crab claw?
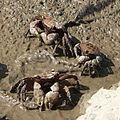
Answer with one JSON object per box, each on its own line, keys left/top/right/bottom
{"left": 40, "top": 32, "right": 59, "bottom": 45}
{"left": 34, "top": 82, "right": 44, "bottom": 111}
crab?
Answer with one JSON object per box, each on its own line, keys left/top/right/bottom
{"left": 74, "top": 42, "right": 102, "bottom": 77}
{"left": 24, "top": 14, "right": 74, "bottom": 57}
{"left": 10, "top": 71, "right": 79, "bottom": 110}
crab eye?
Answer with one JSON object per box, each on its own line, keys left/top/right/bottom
{"left": 77, "top": 49, "right": 81, "bottom": 55}
{"left": 85, "top": 50, "right": 89, "bottom": 54}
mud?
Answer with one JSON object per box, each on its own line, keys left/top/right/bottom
{"left": 0, "top": 0, "right": 120, "bottom": 120}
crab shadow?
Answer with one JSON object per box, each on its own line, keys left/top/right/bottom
{"left": 53, "top": 84, "right": 89, "bottom": 110}
{"left": 71, "top": 35, "right": 80, "bottom": 46}
{"left": 98, "top": 53, "right": 114, "bottom": 77}
{"left": 0, "top": 116, "right": 7, "bottom": 120}
{"left": 53, "top": 35, "right": 81, "bottom": 58}
{"left": 0, "top": 63, "right": 8, "bottom": 81}
{"left": 0, "top": 116, "right": 8, "bottom": 120}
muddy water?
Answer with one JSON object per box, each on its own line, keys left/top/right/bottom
{"left": 0, "top": 0, "right": 120, "bottom": 120}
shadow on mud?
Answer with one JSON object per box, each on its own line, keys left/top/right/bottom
{"left": 0, "top": 63, "right": 8, "bottom": 81}
{"left": 75, "top": 0, "right": 116, "bottom": 22}
{"left": 53, "top": 84, "right": 89, "bottom": 111}
{"left": 98, "top": 53, "right": 114, "bottom": 77}
{"left": 63, "top": 0, "right": 116, "bottom": 29}
{"left": 0, "top": 116, "right": 8, "bottom": 120}
{"left": 54, "top": 35, "right": 81, "bottom": 58}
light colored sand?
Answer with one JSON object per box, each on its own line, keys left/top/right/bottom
{"left": 77, "top": 85, "right": 120, "bottom": 120}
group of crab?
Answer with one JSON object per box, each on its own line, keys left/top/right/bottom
{"left": 24, "top": 14, "right": 103, "bottom": 77}
{"left": 10, "top": 14, "right": 104, "bottom": 111}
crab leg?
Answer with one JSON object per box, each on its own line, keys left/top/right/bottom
{"left": 81, "top": 62, "right": 89, "bottom": 76}
{"left": 52, "top": 40, "right": 61, "bottom": 55}
{"left": 20, "top": 84, "right": 27, "bottom": 102}
{"left": 10, "top": 79, "right": 23, "bottom": 93}
{"left": 59, "top": 74, "right": 78, "bottom": 81}
{"left": 92, "top": 64, "right": 99, "bottom": 77}
{"left": 88, "top": 62, "right": 92, "bottom": 76}
{"left": 24, "top": 28, "right": 30, "bottom": 38}
{"left": 44, "top": 98, "right": 49, "bottom": 110}
{"left": 24, "top": 28, "right": 36, "bottom": 38}
{"left": 17, "top": 80, "right": 26, "bottom": 102}
{"left": 63, "top": 86, "right": 73, "bottom": 105}
{"left": 74, "top": 43, "right": 81, "bottom": 58}
{"left": 62, "top": 35, "right": 67, "bottom": 57}
{"left": 48, "top": 102, "right": 54, "bottom": 110}
{"left": 64, "top": 33, "right": 74, "bottom": 57}
{"left": 39, "top": 96, "right": 44, "bottom": 111}
{"left": 24, "top": 28, "right": 40, "bottom": 38}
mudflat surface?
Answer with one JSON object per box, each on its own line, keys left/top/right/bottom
{"left": 0, "top": 0, "right": 120, "bottom": 120}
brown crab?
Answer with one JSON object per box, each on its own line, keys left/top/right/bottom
{"left": 10, "top": 71, "right": 78, "bottom": 110}
{"left": 74, "top": 42, "right": 102, "bottom": 77}
{"left": 24, "top": 14, "right": 74, "bottom": 57}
